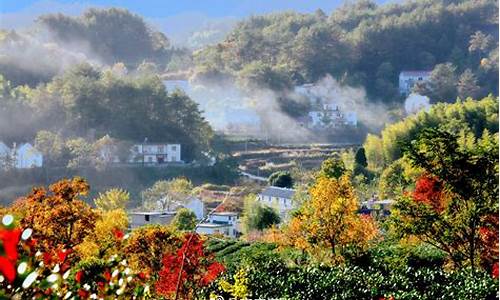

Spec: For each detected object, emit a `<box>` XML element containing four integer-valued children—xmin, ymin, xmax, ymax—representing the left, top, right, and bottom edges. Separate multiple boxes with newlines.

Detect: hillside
<box><xmin>193</xmin><ymin>0</ymin><xmax>498</xmax><ymax>102</ymax></box>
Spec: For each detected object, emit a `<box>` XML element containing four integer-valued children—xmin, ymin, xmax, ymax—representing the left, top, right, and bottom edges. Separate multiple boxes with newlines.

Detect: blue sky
<box><xmin>1</xmin><ymin>0</ymin><xmax>356</xmax><ymax>17</ymax></box>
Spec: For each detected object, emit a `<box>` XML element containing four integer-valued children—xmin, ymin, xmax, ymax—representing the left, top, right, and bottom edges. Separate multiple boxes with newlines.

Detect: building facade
<box><xmin>257</xmin><ymin>186</ymin><xmax>296</xmax><ymax>220</ymax></box>
<box><xmin>399</xmin><ymin>71</ymin><xmax>431</xmax><ymax>95</ymax></box>
<box><xmin>129</xmin><ymin>143</ymin><xmax>181</xmax><ymax>164</ymax></box>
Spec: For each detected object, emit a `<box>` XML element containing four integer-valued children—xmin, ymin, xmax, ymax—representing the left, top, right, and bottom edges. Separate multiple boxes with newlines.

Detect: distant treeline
<box><xmin>193</xmin><ymin>0</ymin><xmax>498</xmax><ymax>102</ymax></box>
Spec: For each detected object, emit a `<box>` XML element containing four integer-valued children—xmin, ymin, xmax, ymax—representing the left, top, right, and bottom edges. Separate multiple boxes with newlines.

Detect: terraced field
<box><xmin>234</xmin><ymin>143</ymin><xmax>358</xmax><ymax>178</ymax></box>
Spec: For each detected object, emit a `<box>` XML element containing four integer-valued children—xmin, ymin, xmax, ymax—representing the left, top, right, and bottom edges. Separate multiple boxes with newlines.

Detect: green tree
<box><xmin>457</xmin><ymin>69</ymin><xmax>480</xmax><ymax>99</ymax></box>
<box><xmin>94</xmin><ymin>188</ymin><xmax>130</xmax><ymax>211</ymax></box>
<box><xmin>268</xmin><ymin>171</ymin><xmax>294</xmax><ymax>188</ymax></box>
<box><xmin>143</xmin><ymin>178</ymin><xmax>193</xmax><ymax>211</ymax></box>
<box><xmin>393</xmin><ymin>128</ymin><xmax>498</xmax><ymax>270</ymax></box>
<box><xmin>317</xmin><ymin>156</ymin><xmax>346</xmax><ymax>179</ymax></box>
<box><xmin>242</xmin><ymin>195</ymin><xmax>280</xmax><ymax>233</ymax></box>
<box><xmin>354</xmin><ymin>147</ymin><xmax>367</xmax><ymax>168</ymax></box>
<box><xmin>172</xmin><ymin>208</ymin><xmax>197</xmax><ymax>231</ymax></box>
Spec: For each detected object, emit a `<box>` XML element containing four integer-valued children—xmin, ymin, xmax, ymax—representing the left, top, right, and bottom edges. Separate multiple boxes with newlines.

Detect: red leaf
<box><xmin>75</xmin><ymin>270</ymin><xmax>84</xmax><ymax>283</ymax></box>
<box><xmin>0</xmin><ymin>228</ymin><xmax>21</xmax><ymax>262</ymax></box>
<box><xmin>0</xmin><ymin>256</ymin><xmax>16</xmax><ymax>283</ymax></box>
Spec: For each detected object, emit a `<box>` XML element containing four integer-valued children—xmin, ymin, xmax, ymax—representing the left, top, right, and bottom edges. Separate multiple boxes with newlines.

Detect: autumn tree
<box><xmin>14</xmin><ymin>177</ymin><xmax>98</xmax><ymax>252</ymax></box>
<box><xmin>155</xmin><ymin>233</ymin><xmax>225</xmax><ymax>299</ymax></box>
<box><xmin>292</xmin><ymin>175</ymin><xmax>378</xmax><ymax>259</ymax></box>
<box><xmin>94</xmin><ymin>188</ymin><xmax>130</xmax><ymax>211</ymax></box>
<box><xmin>393</xmin><ymin>128</ymin><xmax>499</xmax><ymax>271</ymax></box>
<box><xmin>123</xmin><ymin>225</ymin><xmax>181</xmax><ymax>274</ymax></box>
<box><xmin>76</xmin><ymin>209</ymin><xmax>129</xmax><ymax>259</ymax></box>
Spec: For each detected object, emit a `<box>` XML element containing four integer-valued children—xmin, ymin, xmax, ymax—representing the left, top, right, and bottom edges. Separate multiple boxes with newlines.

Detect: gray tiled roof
<box><xmin>260</xmin><ymin>186</ymin><xmax>295</xmax><ymax>199</ymax></box>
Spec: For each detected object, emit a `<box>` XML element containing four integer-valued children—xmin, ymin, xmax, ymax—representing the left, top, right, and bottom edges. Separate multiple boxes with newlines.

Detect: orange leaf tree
<box><xmin>12</xmin><ymin>177</ymin><xmax>98</xmax><ymax>253</ymax></box>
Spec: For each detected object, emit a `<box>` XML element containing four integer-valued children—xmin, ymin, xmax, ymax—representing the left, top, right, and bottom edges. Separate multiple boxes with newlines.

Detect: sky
<box><xmin>0</xmin><ymin>0</ymin><xmax>392</xmax><ymax>45</ymax></box>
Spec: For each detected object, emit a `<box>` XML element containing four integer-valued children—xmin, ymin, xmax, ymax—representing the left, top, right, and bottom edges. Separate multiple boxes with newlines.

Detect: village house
<box><xmin>399</xmin><ymin>70</ymin><xmax>431</xmax><ymax>95</ymax></box>
<box><xmin>257</xmin><ymin>186</ymin><xmax>296</xmax><ymax>220</ymax></box>
<box><xmin>360</xmin><ymin>198</ymin><xmax>394</xmax><ymax>218</ymax></box>
<box><xmin>196</xmin><ymin>211</ymin><xmax>240</xmax><ymax>238</ymax></box>
<box><xmin>129</xmin><ymin>143</ymin><xmax>181</xmax><ymax>164</ymax></box>
<box><xmin>307</xmin><ymin>103</ymin><xmax>357</xmax><ymax>128</ymax></box>
<box><xmin>128</xmin><ymin>211</ymin><xmax>177</xmax><ymax>229</ymax></box>
<box><xmin>13</xmin><ymin>143</ymin><xmax>43</xmax><ymax>169</ymax></box>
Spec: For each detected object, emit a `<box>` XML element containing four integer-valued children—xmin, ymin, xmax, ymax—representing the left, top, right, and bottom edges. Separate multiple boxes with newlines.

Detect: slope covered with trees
<box><xmin>194</xmin><ymin>0</ymin><xmax>498</xmax><ymax>102</ymax></box>
<box><xmin>0</xmin><ymin>63</ymin><xmax>213</xmax><ymax>161</ymax></box>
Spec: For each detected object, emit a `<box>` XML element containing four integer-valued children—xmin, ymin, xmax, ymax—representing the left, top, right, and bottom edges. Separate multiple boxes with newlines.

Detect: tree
<box><xmin>155</xmin><ymin>233</ymin><xmax>225</xmax><ymax>299</ymax></box>
<box><xmin>242</xmin><ymin>195</ymin><xmax>281</xmax><ymax>233</ymax></box>
<box><xmin>172</xmin><ymin>208</ymin><xmax>197</xmax><ymax>231</ymax></box>
<box><xmin>378</xmin><ymin>158</ymin><xmax>414</xmax><ymax>199</ymax></box>
<box><xmin>317</xmin><ymin>157</ymin><xmax>346</xmax><ymax>179</ymax></box>
<box><xmin>13</xmin><ymin>177</ymin><xmax>98</xmax><ymax>252</ymax></box>
<box><xmin>354</xmin><ymin>147</ymin><xmax>367</xmax><ymax>168</ymax></box>
<box><xmin>34</xmin><ymin>130</ymin><xmax>66</xmax><ymax>167</ymax></box>
<box><xmin>142</xmin><ymin>178</ymin><xmax>193</xmax><ymax>211</ymax></box>
<box><xmin>268</xmin><ymin>171</ymin><xmax>294</xmax><ymax>188</ymax></box>
<box><xmin>426</xmin><ymin>63</ymin><xmax>458</xmax><ymax>102</ymax></box>
<box><xmin>457</xmin><ymin>69</ymin><xmax>480</xmax><ymax>99</ymax></box>
<box><xmin>393</xmin><ymin>128</ymin><xmax>498</xmax><ymax>270</ymax></box>
<box><xmin>469</xmin><ymin>31</ymin><xmax>494</xmax><ymax>56</ymax></box>
<box><xmin>76</xmin><ymin>209</ymin><xmax>129</xmax><ymax>260</ymax></box>
<box><xmin>293</xmin><ymin>175</ymin><xmax>378</xmax><ymax>258</ymax></box>
<box><xmin>94</xmin><ymin>188</ymin><xmax>130</xmax><ymax>211</ymax></box>
<box><xmin>123</xmin><ymin>225</ymin><xmax>182</xmax><ymax>274</ymax></box>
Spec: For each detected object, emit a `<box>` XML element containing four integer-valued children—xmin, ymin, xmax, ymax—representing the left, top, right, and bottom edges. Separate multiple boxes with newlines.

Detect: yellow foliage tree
<box><xmin>76</xmin><ymin>209</ymin><xmax>129</xmax><ymax>260</ymax></box>
<box><xmin>94</xmin><ymin>188</ymin><xmax>130</xmax><ymax>211</ymax></box>
<box><xmin>289</xmin><ymin>175</ymin><xmax>378</xmax><ymax>259</ymax></box>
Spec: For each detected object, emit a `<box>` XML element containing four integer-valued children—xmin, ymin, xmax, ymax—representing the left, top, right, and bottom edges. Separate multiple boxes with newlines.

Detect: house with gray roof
<box><xmin>257</xmin><ymin>186</ymin><xmax>296</xmax><ymax>220</ymax></box>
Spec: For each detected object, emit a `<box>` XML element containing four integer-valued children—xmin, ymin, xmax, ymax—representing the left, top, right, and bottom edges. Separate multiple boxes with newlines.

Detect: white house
<box><xmin>129</xmin><ymin>143</ymin><xmax>181</xmax><ymax>164</ymax></box>
<box><xmin>399</xmin><ymin>70</ymin><xmax>431</xmax><ymax>95</ymax></box>
<box><xmin>14</xmin><ymin>143</ymin><xmax>43</xmax><ymax>168</ymax></box>
<box><xmin>196</xmin><ymin>223</ymin><xmax>233</xmax><ymax>237</ymax></box>
<box><xmin>128</xmin><ymin>211</ymin><xmax>177</xmax><ymax>229</ymax></box>
<box><xmin>196</xmin><ymin>211</ymin><xmax>240</xmax><ymax>238</ymax></box>
<box><xmin>257</xmin><ymin>186</ymin><xmax>296</xmax><ymax>220</ymax></box>
<box><xmin>308</xmin><ymin>103</ymin><xmax>357</xmax><ymax>129</ymax></box>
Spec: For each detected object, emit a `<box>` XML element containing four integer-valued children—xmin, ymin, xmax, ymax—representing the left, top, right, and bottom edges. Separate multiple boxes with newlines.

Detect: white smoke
<box><xmin>297</xmin><ymin>75</ymin><xmax>391</xmax><ymax>130</ymax></box>
<box><xmin>404</xmin><ymin>93</ymin><xmax>430</xmax><ymax>115</ymax></box>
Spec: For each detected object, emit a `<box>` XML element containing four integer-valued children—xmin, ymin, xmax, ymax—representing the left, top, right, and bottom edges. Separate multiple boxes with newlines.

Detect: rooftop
<box><xmin>260</xmin><ymin>186</ymin><xmax>296</xmax><ymax>199</ymax></box>
<box><xmin>129</xmin><ymin>211</ymin><xmax>176</xmax><ymax>216</ymax></box>
<box><xmin>211</xmin><ymin>211</ymin><xmax>239</xmax><ymax>216</ymax></box>
<box><xmin>197</xmin><ymin>223</ymin><xmax>231</xmax><ymax>228</ymax></box>
<box><xmin>399</xmin><ymin>70</ymin><xmax>431</xmax><ymax>76</ymax></box>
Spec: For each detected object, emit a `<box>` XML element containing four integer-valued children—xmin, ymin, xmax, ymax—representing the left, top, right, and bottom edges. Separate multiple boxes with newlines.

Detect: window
<box><xmin>228</xmin><ymin>216</ymin><xmax>232</xmax><ymax>221</ymax></box>
<box><xmin>158</xmin><ymin>146</ymin><xmax>164</xmax><ymax>153</ymax></box>
<box><xmin>172</xmin><ymin>145</ymin><xmax>177</xmax><ymax>151</ymax></box>
<box><xmin>148</xmin><ymin>156</ymin><xmax>153</xmax><ymax>162</ymax></box>
<box><xmin>418</xmin><ymin>77</ymin><xmax>423</xmax><ymax>80</ymax></box>
<box><xmin>145</xmin><ymin>215</ymin><xmax>150</xmax><ymax>222</ymax></box>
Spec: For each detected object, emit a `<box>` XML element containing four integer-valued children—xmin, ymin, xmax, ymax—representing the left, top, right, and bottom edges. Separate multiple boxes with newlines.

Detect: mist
<box><xmin>404</xmin><ymin>93</ymin><xmax>431</xmax><ymax>115</ymax></box>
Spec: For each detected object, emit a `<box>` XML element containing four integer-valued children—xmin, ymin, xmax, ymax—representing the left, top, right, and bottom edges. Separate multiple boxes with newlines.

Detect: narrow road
<box><xmin>239</xmin><ymin>170</ymin><xmax>267</xmax><ymax>182</ymax></box>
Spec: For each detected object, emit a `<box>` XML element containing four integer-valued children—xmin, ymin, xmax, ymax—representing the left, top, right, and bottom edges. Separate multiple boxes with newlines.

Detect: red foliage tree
<box><xmin>412</xmin><ymin>174</ymin><xmax>447</xmax><ymax>213</ymax></box>
<box><xmin>155</xmin><ymin>233</ymin><xmax>225</xmax><ymax>299</ymax></box>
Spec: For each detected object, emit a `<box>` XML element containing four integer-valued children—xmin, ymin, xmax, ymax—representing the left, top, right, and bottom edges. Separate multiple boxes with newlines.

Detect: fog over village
<box><xmin>0</xmin><ymin>0</ymin><xmax>498</xmax><ymax>299</ymax></box>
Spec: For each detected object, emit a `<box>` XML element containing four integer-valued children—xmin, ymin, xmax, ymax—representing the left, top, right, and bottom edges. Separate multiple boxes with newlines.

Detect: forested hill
<box><xmin>0</xmin><ymin>8</ymin><xmax>191</xmax><ymax>87</ymax></box>
<box><xmin>193</xmin><ymin>0</ymin><xmax>499</xmax><ymax>102</ymax></box>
